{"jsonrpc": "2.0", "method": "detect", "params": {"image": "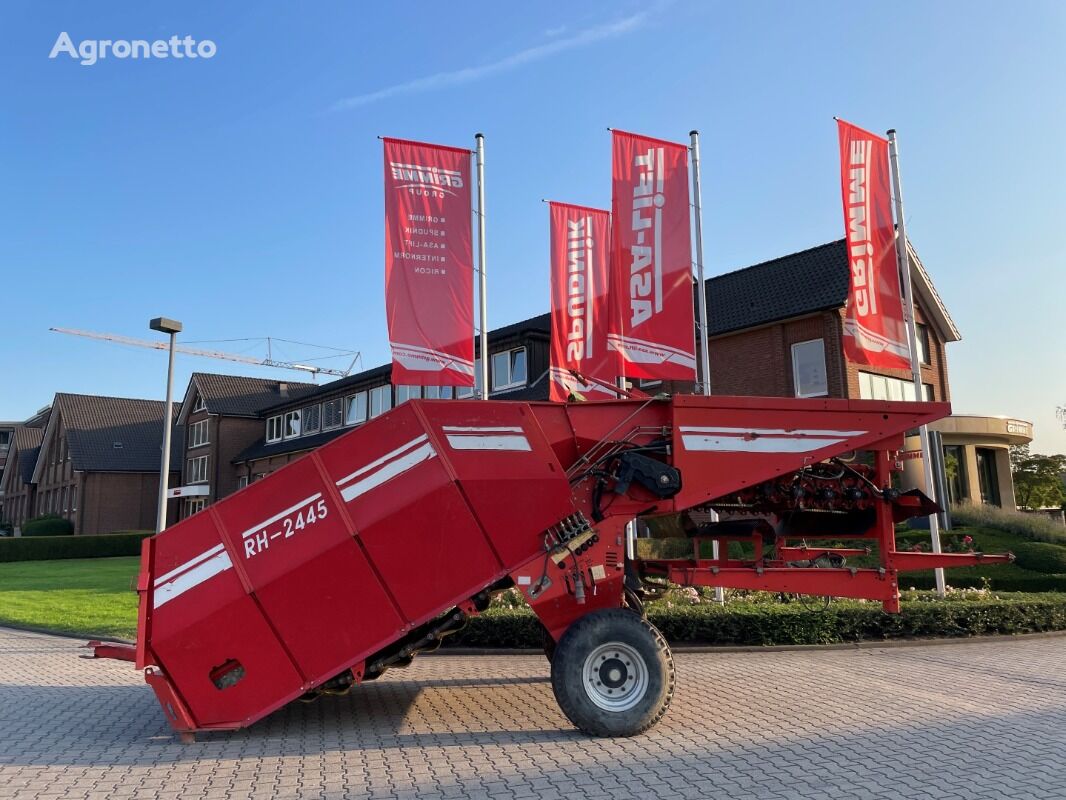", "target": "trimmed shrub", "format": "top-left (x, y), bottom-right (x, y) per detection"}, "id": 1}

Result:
top-left (21, 515), bottom-right (74, 537)
top-left (901, 572), bottom-right (1066, 592)
top-left (446, 593), bottom-right (1066, 648)
top-left (998, 542), bottom-right (1066, 575)
top-left (0, 532), bottom-right (151, 562)
top-left (951, 504), bottom-right (1066, 545)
